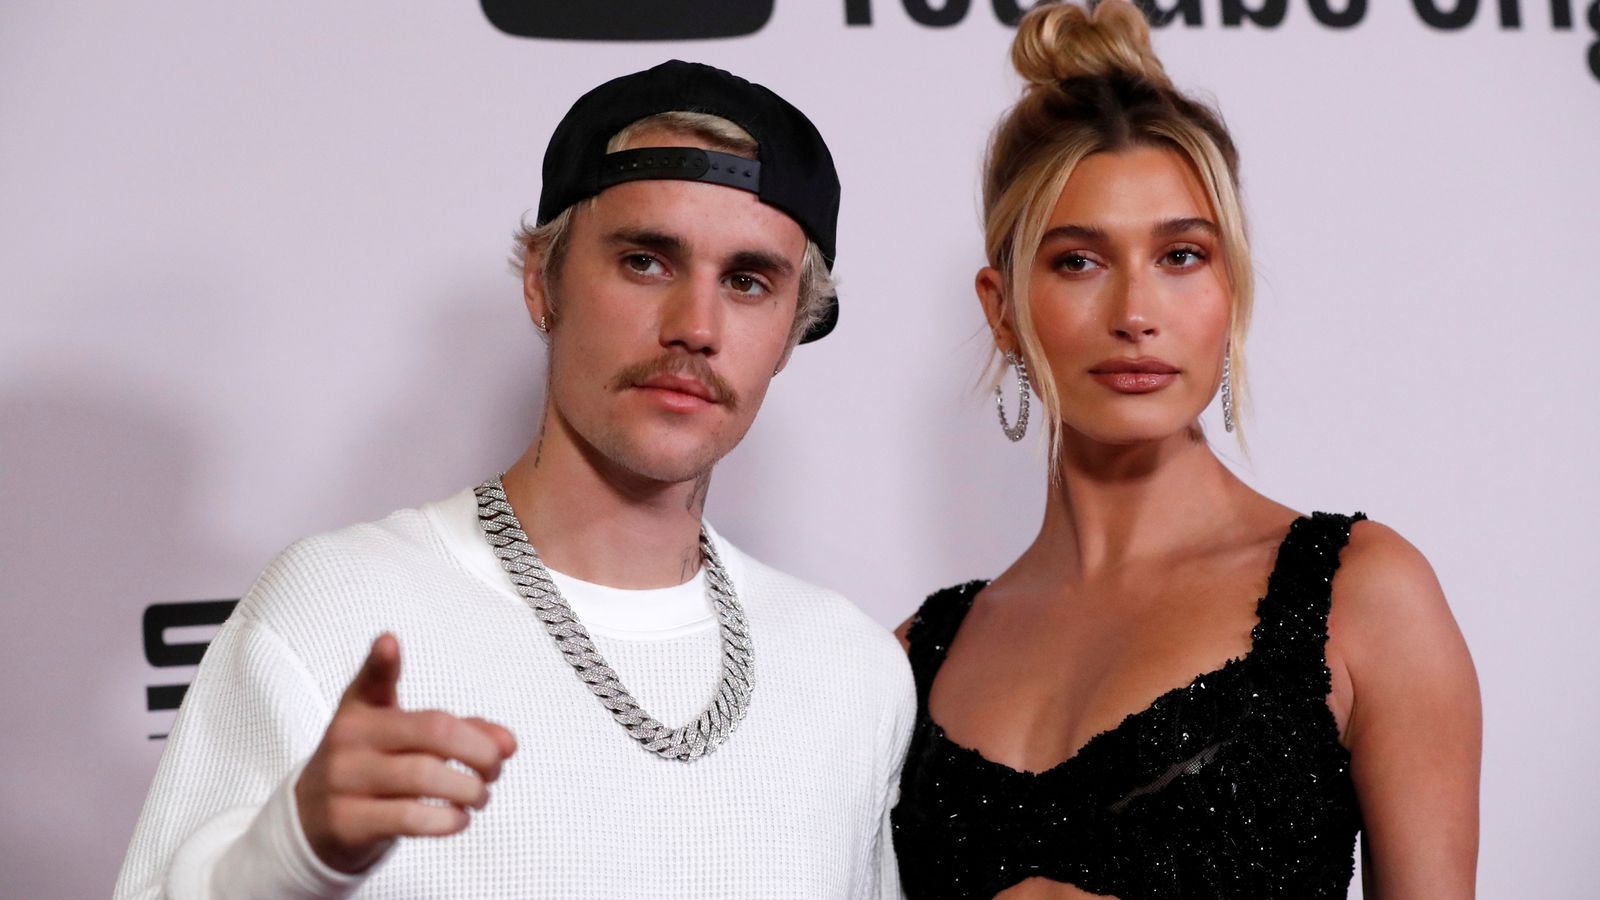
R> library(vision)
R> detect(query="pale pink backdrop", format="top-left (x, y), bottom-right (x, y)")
top-left (2, 2), bottom-right (1596, 896)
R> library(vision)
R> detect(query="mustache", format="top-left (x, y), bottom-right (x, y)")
top-left (610, 354), bottom-right (740, 412)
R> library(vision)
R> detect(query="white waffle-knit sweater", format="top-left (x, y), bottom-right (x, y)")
top-left (115, 488), bottom-right (916, 899)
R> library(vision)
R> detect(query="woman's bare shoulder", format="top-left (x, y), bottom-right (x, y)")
top-left (1332, 518), bottom-right (1451, 632)
top-left (1326, 518), bottom-right (1476, 713)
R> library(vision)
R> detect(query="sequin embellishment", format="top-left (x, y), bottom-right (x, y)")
top-left (891, 513), bottom-right (1367, 899)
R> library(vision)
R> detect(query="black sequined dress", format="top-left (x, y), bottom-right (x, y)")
top-left (892, 513), bottom-right (1366, 899)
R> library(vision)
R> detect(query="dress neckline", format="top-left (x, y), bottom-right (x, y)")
top-left (921, 514), bottom-right (1317, 780)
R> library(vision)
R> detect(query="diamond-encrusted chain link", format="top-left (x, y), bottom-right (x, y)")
top-left (474, 477), bottom-right (753, 761)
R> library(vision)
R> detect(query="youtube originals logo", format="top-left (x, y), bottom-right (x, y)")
top-left (483, 0), bottom-right (774, 41)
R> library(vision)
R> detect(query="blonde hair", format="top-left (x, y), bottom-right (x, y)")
top-left (512, 111), bottom-right (835, 347)
top-left (984, 0), bottom-right (1254, 461)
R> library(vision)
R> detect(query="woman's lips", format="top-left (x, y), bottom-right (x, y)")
top-left (1088, 358), bottom-right (1180, 394)
top-left (1091, 372), bottom-right (1177, 393)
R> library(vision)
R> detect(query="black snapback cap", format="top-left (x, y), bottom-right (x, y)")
top-left (537, 60), bottom-right (841, 343)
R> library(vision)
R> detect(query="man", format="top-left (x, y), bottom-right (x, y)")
top-left (116, 60), bottom-right (914, 898)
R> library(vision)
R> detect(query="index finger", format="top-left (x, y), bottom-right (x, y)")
top-left (341, 633), bottom-right (401, 709)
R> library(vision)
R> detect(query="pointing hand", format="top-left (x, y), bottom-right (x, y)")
top-left (294, 633), bottom-right (518, 873)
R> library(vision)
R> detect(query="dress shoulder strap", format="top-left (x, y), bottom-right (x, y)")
top-left (1249, 512), bottom-right (1368, 698)
top-left (905, 580), bottom-right (984, 709)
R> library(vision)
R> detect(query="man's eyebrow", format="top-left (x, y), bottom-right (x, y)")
top-left (1153, 216), bottom-right (1220, 239)
top-left (727, 249), bottom-right (795, 279)
top-left (604, 228), bottom-right (688, 257)
top-left (604, 230), bottom-right (794, 278)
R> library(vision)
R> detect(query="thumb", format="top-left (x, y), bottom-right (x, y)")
top-left (344, 632), bottom-right (401, 708)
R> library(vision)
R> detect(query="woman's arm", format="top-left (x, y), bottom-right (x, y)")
top-left (894, 617), bottom-right (914, 653)
top-left (1329, 520), bottom-right (1481, 899)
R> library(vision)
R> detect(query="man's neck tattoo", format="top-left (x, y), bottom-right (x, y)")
top-left (686, 472), bottom-right (712, 515)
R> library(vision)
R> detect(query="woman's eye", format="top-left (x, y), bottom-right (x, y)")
top-left (1057, 253), bottom-right (1099, 273)
top-left (624, 254), bottom-right (664, 276)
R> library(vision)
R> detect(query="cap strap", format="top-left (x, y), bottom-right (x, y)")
top-left (596, 148), bottom-right (762, 194)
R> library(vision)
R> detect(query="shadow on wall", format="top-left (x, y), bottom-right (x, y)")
top-left (0, 379), bottom-right (254, 898)
top-left (0, 277), bottom-right (542, 893)
top-left (336, 277), bottom-right (545, 518)
top-left (913, 324), bottom-right (1047, 594)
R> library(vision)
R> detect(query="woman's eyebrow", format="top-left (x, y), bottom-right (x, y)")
top-left (1152, 217), bottom-right (1219, 238)
top-left (1040, 223), bottom-right (1111, 243)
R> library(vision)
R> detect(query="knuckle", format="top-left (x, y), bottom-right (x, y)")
top-left (456, 729), bottom-right (492, 763)
top-left (298, 755), bottom-right (329, 791)
top-left (324, 753), bottom-right (354, 790)
top-left (479, 756), bottom-right (503, 782)
top-left (325, 800), bottom-right (362, 842)
top-left (408, 801), bottom-right (468, 836)
top-left (419, 710), bottom-right (456, 744)
top-left (324, 713), bottom-right (362, 748)
top-left (394, 802), bottom-right (418, 833)
top-left (406, 755), bottom-right (438, 791)
top-left (453, 769), bottom-right (482, 804)
top-left (398, 802), bottom-right (434, 835)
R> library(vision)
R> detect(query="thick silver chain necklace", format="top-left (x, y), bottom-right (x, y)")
top-left (474, 477), bottom-right (753, 761)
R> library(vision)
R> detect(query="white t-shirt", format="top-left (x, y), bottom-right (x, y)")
top-left (115, 489), bottom-right (916, 898)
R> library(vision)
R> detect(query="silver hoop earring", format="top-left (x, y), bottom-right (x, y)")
top-left (1221, 350), bottom-right (1235, 434)
top-left (996, 350), bottom-right (1030, 442)
top-left (537, 315), bottom-right (549, 334)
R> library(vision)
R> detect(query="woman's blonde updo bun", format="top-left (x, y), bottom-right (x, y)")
top-left (981, 0), bottom-right (1256, 458)
top-left (1011, 0), bottom-right (1171, 91)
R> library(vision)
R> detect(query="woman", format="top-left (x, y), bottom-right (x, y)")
top-left (889, 3), bottom-right (1481, 898)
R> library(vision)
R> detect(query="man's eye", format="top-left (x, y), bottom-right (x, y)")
top-left (1163, 248), bottom-right (1207, 268)
top-left (625, 254), bottom-right (663, 276)
top-left (727, 274), bottom-right (768, 295)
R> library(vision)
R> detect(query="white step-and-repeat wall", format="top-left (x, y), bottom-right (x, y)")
top-left (3, 2), bottom-right (1596, 896)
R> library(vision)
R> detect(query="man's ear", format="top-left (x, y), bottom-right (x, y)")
top-left (772, 338), bottom-right (797, 377)
top-left (976, 266), bottom-right (1019, 354)
top-left (523, 245), bottom-right (550, 334)
top-left (771, 284), bottom-right (814, 377)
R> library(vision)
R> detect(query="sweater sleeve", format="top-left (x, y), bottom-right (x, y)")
top-left (113, 611), bottom-right (376, 899)
top-left (868, 658), bottom-right (917, 900)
